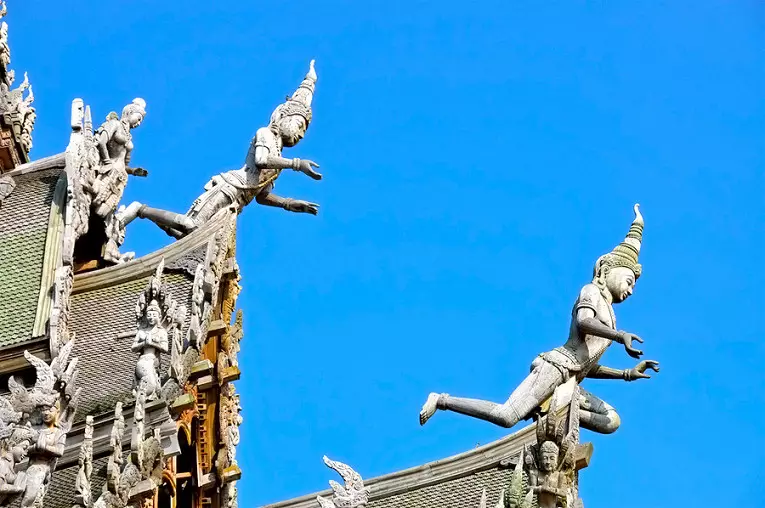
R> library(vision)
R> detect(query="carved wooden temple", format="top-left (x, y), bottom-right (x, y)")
top-left (0, 5), bottom-right (242, 507)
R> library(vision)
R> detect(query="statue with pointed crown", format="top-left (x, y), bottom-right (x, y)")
top-left (118, 60), bottom-right (322, 238)
top-left (131, 259), bottom-right (186, 401)
top-left (419, 205), bottom-right (660, 434)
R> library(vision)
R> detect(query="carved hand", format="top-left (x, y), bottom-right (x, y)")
top-left (128, 167), bottom-right (148, 177)
top-left (286, 199), bottom-right (320, 215)
top-left (619, 331), bottom-right (643, 359)
top-left (626, 360), bottom-right (660, 381)
top-left (295, 159), bottom-right (322, 180)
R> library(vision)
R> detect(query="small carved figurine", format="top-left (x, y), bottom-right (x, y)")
top-left (420, 205), bottom-right (659, 434)
top-left (118, 60), bottom-right (322, 239)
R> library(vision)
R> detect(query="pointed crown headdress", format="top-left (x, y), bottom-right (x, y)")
top-left (270, 59), bottom-right (317, 126)
top-left (594, 204), bottom-right (644, 280)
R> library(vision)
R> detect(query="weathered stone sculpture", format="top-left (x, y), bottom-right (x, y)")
top-left (92, 99), bottom-right (146, 218)
top-left (502, 379), bottom-right (590, 508)
top-left (93, 394), bottom-right (165, 508)
top-left (316, 456), bottom-right (369, 508)
top-left (118, 60), bottom-right (322, 239)
top-left (106, 403), bottom-right (125, 494)
top-left (420, 205), bottom-right (659, 434)
top-left (73, 416), bottom-right (94, 508)
top-left (131, 260), bottom-right (186, 401)
top-left (2, 340), bottom-right (81, 507)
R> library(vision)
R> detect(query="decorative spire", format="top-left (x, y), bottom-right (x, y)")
top-left (271, 59), bottom-right (317, 126)
top-left (291, 59), bottom-right (316, 111)
top-left (595, 204), bottom-right (644, 279)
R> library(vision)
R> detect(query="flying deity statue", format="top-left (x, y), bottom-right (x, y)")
top-left (118, 60), bottom-right (322, 239)
top-left (419, 205), bottom-right (660, 434)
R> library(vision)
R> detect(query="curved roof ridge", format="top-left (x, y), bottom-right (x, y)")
top-left (73, 208), bottom-right (236, 293)
top-left (264, 423), bottom-right (535, 508)
top-left (4, 152), bottom-right (66, 176)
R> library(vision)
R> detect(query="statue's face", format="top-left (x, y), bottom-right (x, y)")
top-left (41, 404), bottom-right (58, 424)
top-left (539, 443), bottom-right (559, 472)
top-left (128, 111), bottom-right (144, 128)
top-left (147, 307), bottom-right (160, 325)
top-left (279, 115), bottom-right (307, 147)
top-left (605, 266), bottom-right (636, 303)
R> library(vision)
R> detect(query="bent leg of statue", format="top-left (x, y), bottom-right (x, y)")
top-left (578, 389), bottom-right (620, 434)
top-left (420, 358), bottom-right (563, 429)
top-left (118, 201), bottom-right (196, 239)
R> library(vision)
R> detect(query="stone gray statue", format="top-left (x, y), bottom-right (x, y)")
top-left (118, 60), bottom-right (322, 239)
top-left (419, 205), bottom-right (660, 434)
top-left (92, 98), bottom-right (147, 219)
top-left (6, 342), bottom-right (80, 508)
top-left (131, 260), bottom-right (186, 401)
top-left (73, 416), bottom-right (94, 508)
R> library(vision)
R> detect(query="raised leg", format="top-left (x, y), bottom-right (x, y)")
top-left (420, 357), bottom-right (564, 429)
top-left (578, 389), bottom-right (620, 434)
top-left (118, 201), bottom-right (196, 239)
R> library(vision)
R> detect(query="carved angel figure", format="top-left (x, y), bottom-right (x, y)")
top-left (316, 456), bottom-right (369, 508)
top-left (420, 205), bottom-right (659, 435)
top-left (91, 98), bottom-right (147, 218)
top-left (5, 341), bottom-right (80, 508)
top-left (118, 60), bottom-right (322, 239)
top-left (132, 260), bottom-right (186, 401)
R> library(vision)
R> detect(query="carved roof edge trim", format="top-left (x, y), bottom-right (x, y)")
top-left (72, 208), bottom-right (237, 294)
top-left (31, 173), bottom-right (66, 337)
top-left (3, 152), bottom-right (66, 177)
top-left (264, 424), bottom-right (537, 508)
top-left (56, 397), bottom-right (174, 469)
top-left (0, 336), bottom-right (49, 373)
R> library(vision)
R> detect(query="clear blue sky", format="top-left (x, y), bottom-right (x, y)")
top-left (11, 1), bottom-right (763, 506)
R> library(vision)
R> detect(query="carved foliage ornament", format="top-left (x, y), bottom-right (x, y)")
top-left (316, 456), bottom-right (369, 508)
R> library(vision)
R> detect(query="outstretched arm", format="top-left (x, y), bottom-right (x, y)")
top-left (587, 361), bottom-right (660, 381)
top-left (576, 307), bottom-right (644, 358)
top-left (256, 186), bottom-right (319, 215)
top-left (250, 130), bottom-right (322, 180)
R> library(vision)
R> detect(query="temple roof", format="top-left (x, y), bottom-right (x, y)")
top-left (41, 208), bottom-right (239, 506)
top-left (70, 209), bottom-right (235, 420)
top-left (266, 424), bottom-right (537, 508)
top-left (0, 154), bottom-right (66, 351)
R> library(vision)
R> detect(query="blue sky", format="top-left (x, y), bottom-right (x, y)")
top-left (11, 1), bottom-right (764, 506)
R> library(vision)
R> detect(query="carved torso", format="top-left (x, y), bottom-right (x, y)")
top-left (93, 118), bottom-right (132, 218)
top-left (187, 127), bottom-right (282, 225)
top-left (542, 284), bottom-right (615, 379)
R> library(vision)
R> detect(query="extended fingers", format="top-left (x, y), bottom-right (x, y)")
top-left (633, 335), bottom-right (644, 344)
